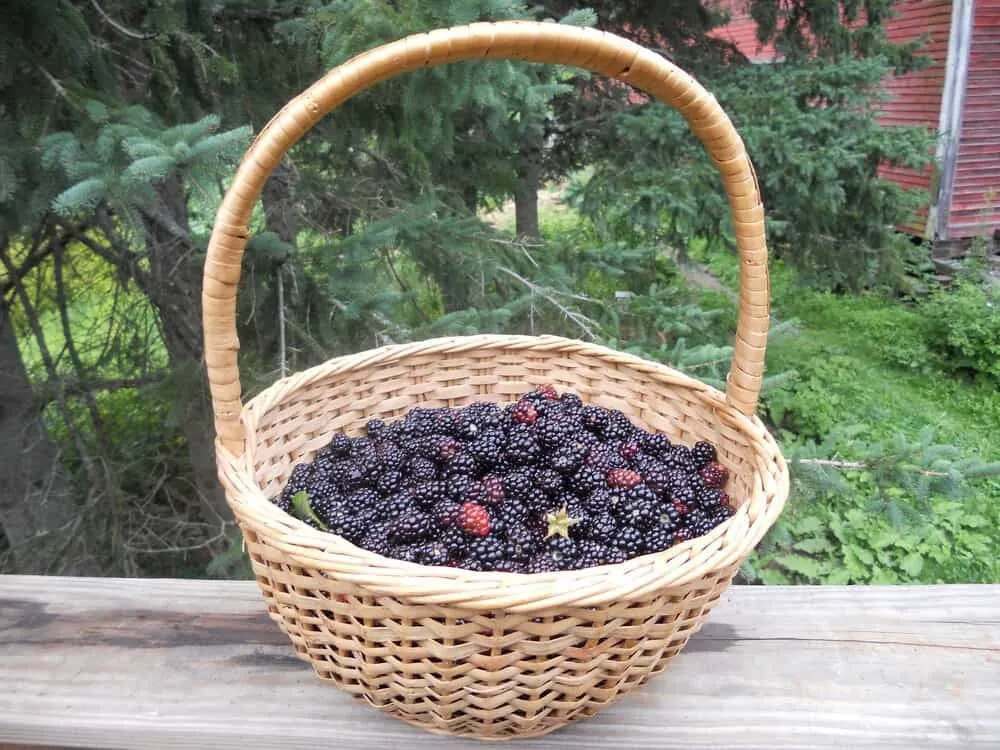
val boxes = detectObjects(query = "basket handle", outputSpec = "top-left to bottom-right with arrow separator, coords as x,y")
203,21 -> 770,456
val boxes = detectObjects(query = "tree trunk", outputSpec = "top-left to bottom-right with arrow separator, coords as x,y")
514,128 -> 543,240
138,176 -> 229,523
0,301 -> 96,574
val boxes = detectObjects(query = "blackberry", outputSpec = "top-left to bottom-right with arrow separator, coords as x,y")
447,452 -> 477,477
400,408 -> 439,439
432,499 -> 460,528
510,399 -> 539,425
560,393 -> 583,410
417,542 -> 450,566
526,553 -> 559,574
406,456 -> 437,482
618,496 -> 657,528
673,527 -> 692,543
666,445 -> 697,472
616,526 -> 645,557
522,487 -> 552,513
345,488 -> 379,509
656,505 -> 681,530
435,436 -> 461,463
604,547 -> 628,565
700,462 -> 729,489
327,508 -> 369,541
365,418 -> 386,440
550,443 -> 586,474
468,430 -> 504,469
671,482 -> 697,505
576,540 -> 613,568
568,467 -> 603,496
585,445 -> 620,472
376,470 -> 403,496
308,474 -> 340,502
281,463 -> 312,500
505,426 -> 540,465
497,500 -> 530,528
446,474 -> 475,502
462,401 -> 503,430
412,480 -> 447,508
440,526 -> 471,556
505,525 -> 540,561
390,512 -> 434,543
697,487 -> 725,508
581,405 -> 609,432
274,493 -> 292,514
494,558 -> 524,573
468,536 -> 505,568
454,416 -> 480,441
641,432 -> 671,457
692,440 -> 717,469
603,410 -> 636,441
375,442 -> 405,471
582,512 -> 617,543
545,536 -> 577,567
360,524 -> 394,556
503,469 -> 533,500
310,495 -> 341,527
644,526 -> 674,553
536,413 -> 577,450
643,464 -> 671,497
324,433 -> 352,458
481,474 -> 505,505
532,467 -> 563,495
395,545 -> 421,563
383,491 -> 416,518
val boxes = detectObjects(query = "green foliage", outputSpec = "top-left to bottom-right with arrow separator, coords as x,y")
42,105 -> 250,221
922,280 -> 1000,382
571,56 -> 934,290
746,496 -> 999,585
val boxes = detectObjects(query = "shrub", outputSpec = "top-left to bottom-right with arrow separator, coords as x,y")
923,280 -> 1000,382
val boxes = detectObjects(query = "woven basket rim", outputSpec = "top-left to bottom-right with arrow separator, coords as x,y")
219,334 -> 788,612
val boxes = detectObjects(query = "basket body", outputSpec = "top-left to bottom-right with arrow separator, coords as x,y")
218,335 -> 788,740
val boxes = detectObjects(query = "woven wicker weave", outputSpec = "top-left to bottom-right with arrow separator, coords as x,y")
203,22 -> 789,740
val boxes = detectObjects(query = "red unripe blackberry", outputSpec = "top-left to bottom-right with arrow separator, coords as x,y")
458,501 -> 491,537
606,468 -> 641,489
511,399 -> 538,425
700,461 -> 729,489
535,384 -> 559,400
618,441 -> 641,461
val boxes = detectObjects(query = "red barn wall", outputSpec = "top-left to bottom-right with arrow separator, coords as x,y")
946,0 -> 1000,240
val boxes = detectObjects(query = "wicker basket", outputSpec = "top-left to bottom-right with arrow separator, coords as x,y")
203,22 -> 789,740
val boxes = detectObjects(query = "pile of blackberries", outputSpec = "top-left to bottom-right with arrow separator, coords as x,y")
275,386 -> 735,573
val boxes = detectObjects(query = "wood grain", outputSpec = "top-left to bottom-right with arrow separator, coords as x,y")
1,577 -> 997,749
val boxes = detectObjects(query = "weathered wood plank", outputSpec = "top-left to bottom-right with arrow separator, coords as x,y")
1,576 -> 997,749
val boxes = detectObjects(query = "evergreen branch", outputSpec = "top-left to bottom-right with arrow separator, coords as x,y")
89,0 -> 158,40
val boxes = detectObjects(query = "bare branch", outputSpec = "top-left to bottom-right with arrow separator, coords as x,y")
797,458 -> 949,478
89,0 -> 158,40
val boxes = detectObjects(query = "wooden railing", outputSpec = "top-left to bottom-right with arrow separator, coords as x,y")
1,576 -> 997,748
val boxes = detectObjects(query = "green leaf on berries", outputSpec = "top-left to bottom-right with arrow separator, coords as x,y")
292,490 -> 328,530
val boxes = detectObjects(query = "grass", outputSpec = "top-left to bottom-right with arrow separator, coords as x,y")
690,241 -> 1000,583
